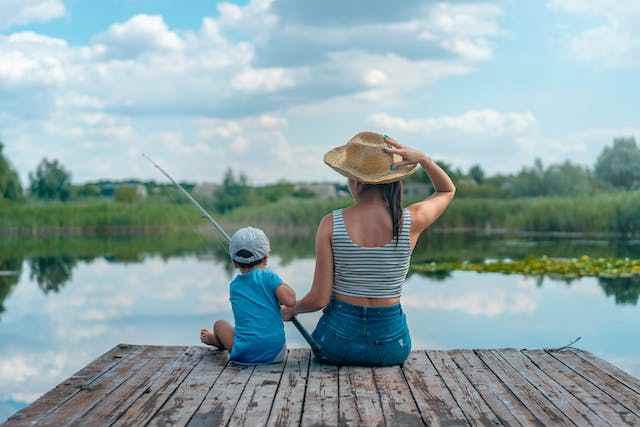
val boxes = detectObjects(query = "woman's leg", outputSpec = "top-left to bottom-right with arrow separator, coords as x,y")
200,320 -> 234,351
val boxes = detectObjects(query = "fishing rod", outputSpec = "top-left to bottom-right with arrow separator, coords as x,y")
142,154 -> 322,355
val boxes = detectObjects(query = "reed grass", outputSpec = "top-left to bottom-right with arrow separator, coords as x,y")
1,191 -> 639,236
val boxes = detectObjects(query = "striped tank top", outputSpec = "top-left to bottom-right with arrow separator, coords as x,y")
332,208 -> 412,298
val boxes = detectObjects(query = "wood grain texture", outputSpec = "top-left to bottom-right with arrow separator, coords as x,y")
113,346 -> 207,427
266,349 -> 311,427
373,365 -> 424,426
6,346 -> 640,427
70,346 -> 185,427
338,366 -> 385,426
227,356 -> 288,427
476,350 -> 574,426
402,350 -> 468,427
300,359 -> 339,427
3,344 -> 138,427
187,362 -> 255,427
551,350 -> 640,417
450,349 -> 542,426
427,350 -> 501,426
148,349 -> 228,427
524,350 -> 640,426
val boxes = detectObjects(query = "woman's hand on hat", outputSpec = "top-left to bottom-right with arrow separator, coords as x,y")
382,135 -> 428,169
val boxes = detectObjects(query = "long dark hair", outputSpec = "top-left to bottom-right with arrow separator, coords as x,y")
360,181 -> 404,244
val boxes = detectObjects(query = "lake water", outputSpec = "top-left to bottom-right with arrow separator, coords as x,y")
1,232 -> 639,421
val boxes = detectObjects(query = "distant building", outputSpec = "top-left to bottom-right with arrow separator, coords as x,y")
134,184 -> 147,199
295,183 -> 338,199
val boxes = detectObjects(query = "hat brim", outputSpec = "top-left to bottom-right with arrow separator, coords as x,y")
323,145 -> 418,184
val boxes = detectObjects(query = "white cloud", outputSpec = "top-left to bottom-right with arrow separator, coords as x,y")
549,0 -> 640,67
0,0 -> 65,30
231,68 -> 296,93
369,110 -> 536,136
94,15 -> 185,59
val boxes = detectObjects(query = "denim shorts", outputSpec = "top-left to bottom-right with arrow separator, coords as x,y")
311,299 -> 411,366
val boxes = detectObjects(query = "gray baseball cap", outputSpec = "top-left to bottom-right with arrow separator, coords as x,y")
229,226 -> 271,263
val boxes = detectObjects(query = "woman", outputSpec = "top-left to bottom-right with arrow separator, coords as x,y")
282,131 -> 456,366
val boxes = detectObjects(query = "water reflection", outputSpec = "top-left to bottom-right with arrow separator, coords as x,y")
0,232 -> 639,422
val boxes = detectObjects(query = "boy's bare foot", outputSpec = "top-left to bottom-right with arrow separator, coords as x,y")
200,328 -> 221,348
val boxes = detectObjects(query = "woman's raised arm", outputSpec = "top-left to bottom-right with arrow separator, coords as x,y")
383,137 -> 456,246
282,213 -> 334,320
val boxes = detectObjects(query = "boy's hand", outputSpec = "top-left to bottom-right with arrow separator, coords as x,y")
281,304 -> 296,321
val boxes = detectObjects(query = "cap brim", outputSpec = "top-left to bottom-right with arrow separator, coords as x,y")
323,145 -> 418,184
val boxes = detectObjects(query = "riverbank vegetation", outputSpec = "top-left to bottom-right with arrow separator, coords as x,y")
1,137 -> 640,235
1,189 -> 640,236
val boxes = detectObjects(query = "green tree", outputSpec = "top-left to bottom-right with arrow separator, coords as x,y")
595,137 -> 640,189
508,158 -> 546,197
213,168 -> 250,213
543,161 -> 593,196
29,158 -> 72,201
0,142 -> 24,201
468,164 -> 485,184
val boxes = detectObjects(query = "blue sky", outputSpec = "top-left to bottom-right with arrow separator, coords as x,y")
0,0 -> 638,184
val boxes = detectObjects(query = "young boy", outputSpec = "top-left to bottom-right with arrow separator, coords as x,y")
200,226 -> 296,364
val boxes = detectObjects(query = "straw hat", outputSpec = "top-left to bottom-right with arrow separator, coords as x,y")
324,131 -> 418,184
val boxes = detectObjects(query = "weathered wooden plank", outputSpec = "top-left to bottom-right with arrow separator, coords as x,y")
551,350 -> 640,417
524,350 -> 640,426
37,346 -> 156,427
428,350 -> 501,426
402,350 -> 468,426
69,347 -> 185,427
571,349 -> 640,397
187,363 -> 255,427
113,346 -> 207,427
300,359 -> 339,427
497,349 -> 608,426
266,349 -> 311,427
3,344 -> 139,427
475,350 -> 573,426
338,366 -> 385,426
145,349 -> 228,427
450,350 -> 542,426
373,365 -> 424,426
227,356 -> 288,427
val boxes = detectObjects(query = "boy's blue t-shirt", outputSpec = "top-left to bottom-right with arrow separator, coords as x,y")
229,268 -> 285,363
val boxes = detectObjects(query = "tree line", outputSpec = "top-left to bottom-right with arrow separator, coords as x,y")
0,136 -> 639,207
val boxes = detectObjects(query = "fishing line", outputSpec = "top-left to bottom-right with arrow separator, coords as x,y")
142,154 -> 322,355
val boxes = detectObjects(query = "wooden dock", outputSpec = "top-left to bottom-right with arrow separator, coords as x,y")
4,344 -> 640,426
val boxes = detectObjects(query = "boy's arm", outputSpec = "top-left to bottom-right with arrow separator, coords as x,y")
275,283 -> 296,307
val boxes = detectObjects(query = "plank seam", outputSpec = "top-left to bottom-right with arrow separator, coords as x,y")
449,351 -> 518,426
263,350 -> 291,427
472,350 -> 548,427
180,351 -> 231,427
571,350 -> 640,397
64,356 -> 157,426
546,350 -> 640,418
424,350 -> 472,426
519,350 -> 612,427
369,366 -> 388,427
32,346 -> 147,426
104,347 -> 191,427
399,363 -> 429,426
493,350 -> 580,427
295,351 -> 311,427
223,364 -> 257,427
140,348 -> 207,427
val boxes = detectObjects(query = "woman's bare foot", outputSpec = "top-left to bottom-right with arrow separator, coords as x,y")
200,328 -> 222,348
